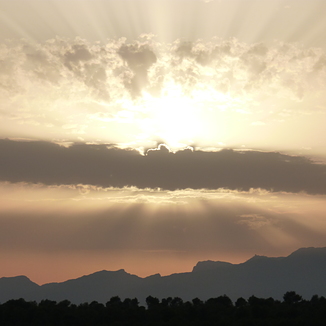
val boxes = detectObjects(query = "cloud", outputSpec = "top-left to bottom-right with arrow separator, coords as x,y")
0,37 -> 326,155
238,214 -> 272,230
1,139 -> 326,194
118,43 -> 157,97
1,37 -> 326,117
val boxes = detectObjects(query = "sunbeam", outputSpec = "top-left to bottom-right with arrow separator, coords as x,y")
1,0 -> 326,286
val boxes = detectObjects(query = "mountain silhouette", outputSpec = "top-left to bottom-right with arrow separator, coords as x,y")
1,247 -> 326,304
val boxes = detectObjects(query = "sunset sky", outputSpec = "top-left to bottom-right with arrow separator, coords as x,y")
1,0 -> 326,285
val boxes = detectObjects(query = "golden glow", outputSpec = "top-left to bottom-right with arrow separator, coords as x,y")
140,86 -> 203,149
0,34 -> 325,156
115,82 -> 248,151
1,0 -> 326,283
1,182 -> 326,283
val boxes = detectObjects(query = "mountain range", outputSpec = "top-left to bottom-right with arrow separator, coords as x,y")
1,247 -> 326,304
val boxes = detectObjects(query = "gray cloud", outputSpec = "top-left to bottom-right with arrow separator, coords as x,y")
64,43 -> 93,65
118,43 -> 157,96
0,139 -> 325,194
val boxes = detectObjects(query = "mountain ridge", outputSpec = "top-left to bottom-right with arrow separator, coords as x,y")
1,247 -> 326,304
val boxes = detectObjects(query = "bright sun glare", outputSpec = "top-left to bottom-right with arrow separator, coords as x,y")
119,82 -> 241,150
141,86 -> 203,148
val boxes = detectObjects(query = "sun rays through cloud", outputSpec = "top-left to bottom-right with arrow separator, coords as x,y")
1,35 -> 326,156
1,0 -> 326,284
1,180 -> 326,283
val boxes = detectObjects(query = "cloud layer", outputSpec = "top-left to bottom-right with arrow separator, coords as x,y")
2,37 -> 325,105
1,139 -> 325,194
1,37 -> 326,152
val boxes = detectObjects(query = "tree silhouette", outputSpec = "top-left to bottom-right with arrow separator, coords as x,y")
283,291 -> 303,304
1,293 -> 326,325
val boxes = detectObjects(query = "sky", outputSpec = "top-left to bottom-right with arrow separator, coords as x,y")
1,0 -> 326,285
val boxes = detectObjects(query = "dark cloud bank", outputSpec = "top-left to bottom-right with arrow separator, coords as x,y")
0,139 -> 325,194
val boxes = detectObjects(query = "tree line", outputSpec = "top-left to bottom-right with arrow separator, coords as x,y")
1,291 -> 326,325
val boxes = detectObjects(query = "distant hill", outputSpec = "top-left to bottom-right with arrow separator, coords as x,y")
1,247 -> 326,304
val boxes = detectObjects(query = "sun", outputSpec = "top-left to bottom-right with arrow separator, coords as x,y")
139,85 -> 204,149
118,81 -> 244,151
